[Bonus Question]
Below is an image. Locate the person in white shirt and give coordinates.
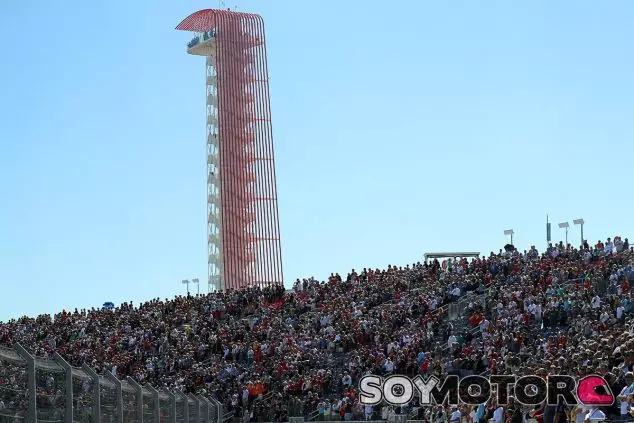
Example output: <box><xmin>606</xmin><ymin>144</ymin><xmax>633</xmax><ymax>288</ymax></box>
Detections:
<box><xmin>364</xmin><ymin>405</ymin><xmax>373</xmax><ymax>420</ymax></box>
<box><xmin>574</xmin><ymin>404</ymin><xmax>588</xmax><ymax>423</ymax></box>
<box><xmin>492</xmin><ymin>405</ymin><xmax>504</xmax><ymax>423</ymax></box>
<box><xmin>331</xmin><ymin>399</ymin><xmax>341</xmax><ymax>418</ymax></box>
<box><xmin>242</xmin><ymin>388</ymin><xmax>249</xmax><ymax>406</ymax></box>
<box><xmin>617</xmin><ymin>373</ymin><xmax>634</xmax><ymax>420</ymax></box>
<box><xmin>450</xmin><ymin>406</ymin><xmax>461</xmax><ymax>422</ymax></box>
<box><xmin>617</xmin><ymin>305</ymin><xmax>625</xmax><ymax>320</ymax></box>
<box><xmin>535</xmin><ymin>303</ymin><xmax>543</xmax><ymax>322</ymax></box>
<box><xmin>584</xmin><ymin>407</ymin><xmax>606</xmax><ymax>422</ymax></box>
<box><xmin>605</xmin><ymin>239</ymin><xmax>614</xmax><ymax>254</ymax></box>
<box><xmin>448</xmin><ymin>334</ymin><xmax>458</xmax><ymax>347</ymax></box>
<box><xmin>342</xmin><ymin>373</ymin><xmax>352</xmax><ymax>388</ymax></box>
<box><xmin>469</xmin><ymin>406</ymin><xmax>477</xmax><ymax>423</ymax></box>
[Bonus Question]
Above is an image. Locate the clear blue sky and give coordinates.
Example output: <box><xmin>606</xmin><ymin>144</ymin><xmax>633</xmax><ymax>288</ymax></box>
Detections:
<box><xmin>1</xmin><ymin>0</ymin><xmax>633</xmax><ymax>321</ymax></box>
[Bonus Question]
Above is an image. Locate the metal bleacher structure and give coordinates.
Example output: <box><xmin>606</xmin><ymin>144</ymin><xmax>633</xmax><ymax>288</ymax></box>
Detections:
<box><xmin>0</xmin><ymin>343</ymin><xmax>224</xmax><ymax>423</ymax></box>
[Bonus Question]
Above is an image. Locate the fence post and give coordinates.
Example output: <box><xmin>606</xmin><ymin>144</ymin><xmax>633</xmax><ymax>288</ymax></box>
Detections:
<box><xmin>208</xmin><ymin>396</ymin><xmax>222</xmax><ymax>423</ymax></box>
<box><xmin>176</xmin><ymin>390</ymin><xmax>190</xmax><ymax>422</ymax></box>
<box><xmin>53</xmin><ymin>352</ymin><xmax>74</xmax><ymax>423</ymax></box>
<box><xmin>198</xmin><ymin>395</ymin><xmax>210</xmax><ymax>422</ymax></box>
<box><xmin>126</xmin><ymin>376</ymin><xmax>145</xmax><ymax>423</ymax></box>
<box><xmin>82</xmin><ymin>363</ymin><xmax>101</xmax><ymax>423</ymax></box>
<box><xmin>197</xmin><ymin>395</ymin><xmax>206</xmax><ymax>422</ymax></box>
<box><xmin>200</xmin><ymin>396</ymin><xmax>214</xmax><ymax>423</ymax></box>
<box><xmin>104</xmin><ymin>370</ymin><xmax>124</xmax><ymax>423</ymax></box>
<box><xmin>145</xmin><ymin>383</ymin><xmax>161</xmax><ymax>423</ymax></box>
<box><xmin>189</xmin><ymin>393</ymin><xmax>200</xmax><ymax>422</ymax></box>
<box><xmin>166</xmin><ymin>389</ymin><xmax>177</xmax><ymax>423</ymax></box>
<box><xmin>13</xmin><ymin>342</ymin><xmax>37</xmax><ymax>423</ymax></box>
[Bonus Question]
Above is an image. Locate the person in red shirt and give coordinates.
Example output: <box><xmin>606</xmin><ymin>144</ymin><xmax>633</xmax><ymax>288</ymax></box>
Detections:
<box><xmin>621</xmin><ymin>279</ymin><xmax>630</xmax><ymax>294</ymax></box>
<box><xmin>420</xmin><ymin>358</ymin><xmax>430</xmax><ymax>374</ymax></box>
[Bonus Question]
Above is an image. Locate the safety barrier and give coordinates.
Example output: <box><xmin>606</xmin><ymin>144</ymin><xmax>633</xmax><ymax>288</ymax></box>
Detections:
<box><xmin>0</xmin><ymin>343</ymin><xmax>222</xmax><ymax>423</ymax></box>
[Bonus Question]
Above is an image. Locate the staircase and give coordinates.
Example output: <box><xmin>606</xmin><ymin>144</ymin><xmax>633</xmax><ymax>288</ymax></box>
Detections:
<box><xmin>440</xmin><ymin>290</ymin><xmax>487</xmax><ymax>353</ymax></box>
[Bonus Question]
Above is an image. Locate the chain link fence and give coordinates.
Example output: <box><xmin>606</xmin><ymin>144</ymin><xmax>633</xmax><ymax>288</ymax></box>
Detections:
<box><xmin>0</xmin><ymin>343</ymin><xmax>221</xmax><ymax>423</ymax></box>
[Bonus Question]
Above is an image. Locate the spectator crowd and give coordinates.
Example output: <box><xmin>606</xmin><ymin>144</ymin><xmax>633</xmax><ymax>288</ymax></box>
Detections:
<box><xmin>0</xmin><ymin>236</ymin><xmax>633</xmax><ymax>423</ymax></box>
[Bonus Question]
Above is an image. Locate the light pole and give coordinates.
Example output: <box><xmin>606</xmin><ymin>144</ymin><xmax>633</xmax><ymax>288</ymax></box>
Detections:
<box><xmin>192</xmin><ymin>278</ymin><xmax>200</xmax><ymax>296</ymax></box>
<box><xmin>504</xmin><ymin>229</ymin><xmax>514</xmax><ymax>246</ymax></box>
<box><xmin>573</xmin><ymin>218</ymin><xmax>584</xmax><ymax>247</ymax></box>
<box><xmin>181</xmin><ymin>279</ymin><xmax>190</xmax><ymax>295</ymax></box>
<box><xmin>558</xmin><ymin>222</ymin><xmax>570</xmax><ymax>246</ymax></box>
<box><xmin>546</xmin><ymin>214</ymin><xmax>551</xmax><ymax>249</ymax></box>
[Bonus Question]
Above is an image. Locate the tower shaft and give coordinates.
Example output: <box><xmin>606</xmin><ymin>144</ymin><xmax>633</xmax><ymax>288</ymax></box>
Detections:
<box><xmin>178</xmin><ymin>9</ymin><xmax>284</xmax><ymax>292</ymax></box>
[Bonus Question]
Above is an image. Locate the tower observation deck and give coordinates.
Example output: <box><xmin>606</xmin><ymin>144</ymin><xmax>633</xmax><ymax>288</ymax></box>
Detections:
<box><xmin>176</xmin><ymin>9</ymin><xmax>284</xmax><ymax>292</ymax></box>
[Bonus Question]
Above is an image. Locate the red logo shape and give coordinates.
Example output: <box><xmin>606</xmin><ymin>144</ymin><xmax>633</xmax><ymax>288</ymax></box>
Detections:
<box><xmin>577</xmin><ymin>375</ymin><xmax>614</xmax><ymax>406</ymax></box>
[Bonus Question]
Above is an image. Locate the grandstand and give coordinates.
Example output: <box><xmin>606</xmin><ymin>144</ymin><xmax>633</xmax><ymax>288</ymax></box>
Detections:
<box><xmin>0</xmin><ymin>237</ymin><xmax>632</xmax><ymax>422</ymax></box>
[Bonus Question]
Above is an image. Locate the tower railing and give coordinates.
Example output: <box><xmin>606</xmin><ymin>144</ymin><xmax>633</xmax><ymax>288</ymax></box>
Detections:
<box><xmin>0</xmin><ymin>344</ymin><xmax>220</xmax><ymax>423</ymax></box>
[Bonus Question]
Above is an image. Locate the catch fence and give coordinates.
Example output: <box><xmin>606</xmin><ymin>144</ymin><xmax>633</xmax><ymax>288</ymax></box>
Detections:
<box><xmin>0</xmin><ymin>343</ymin><xmax>222</xmax><ymax>423</ymax></box>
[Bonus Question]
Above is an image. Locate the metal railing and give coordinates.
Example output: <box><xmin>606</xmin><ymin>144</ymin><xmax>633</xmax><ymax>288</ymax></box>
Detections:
<box><xmin>0</xmin><ymin>343</ymin><xmax>222</xmax><ymax>423</ymax></box>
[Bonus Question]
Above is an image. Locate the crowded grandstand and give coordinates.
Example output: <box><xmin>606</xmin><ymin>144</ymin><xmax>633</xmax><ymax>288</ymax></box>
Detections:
<box><xmin>0</xmin><ymin>237</ymin><xmax>633</xmax><ymax>422</ymax></box>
